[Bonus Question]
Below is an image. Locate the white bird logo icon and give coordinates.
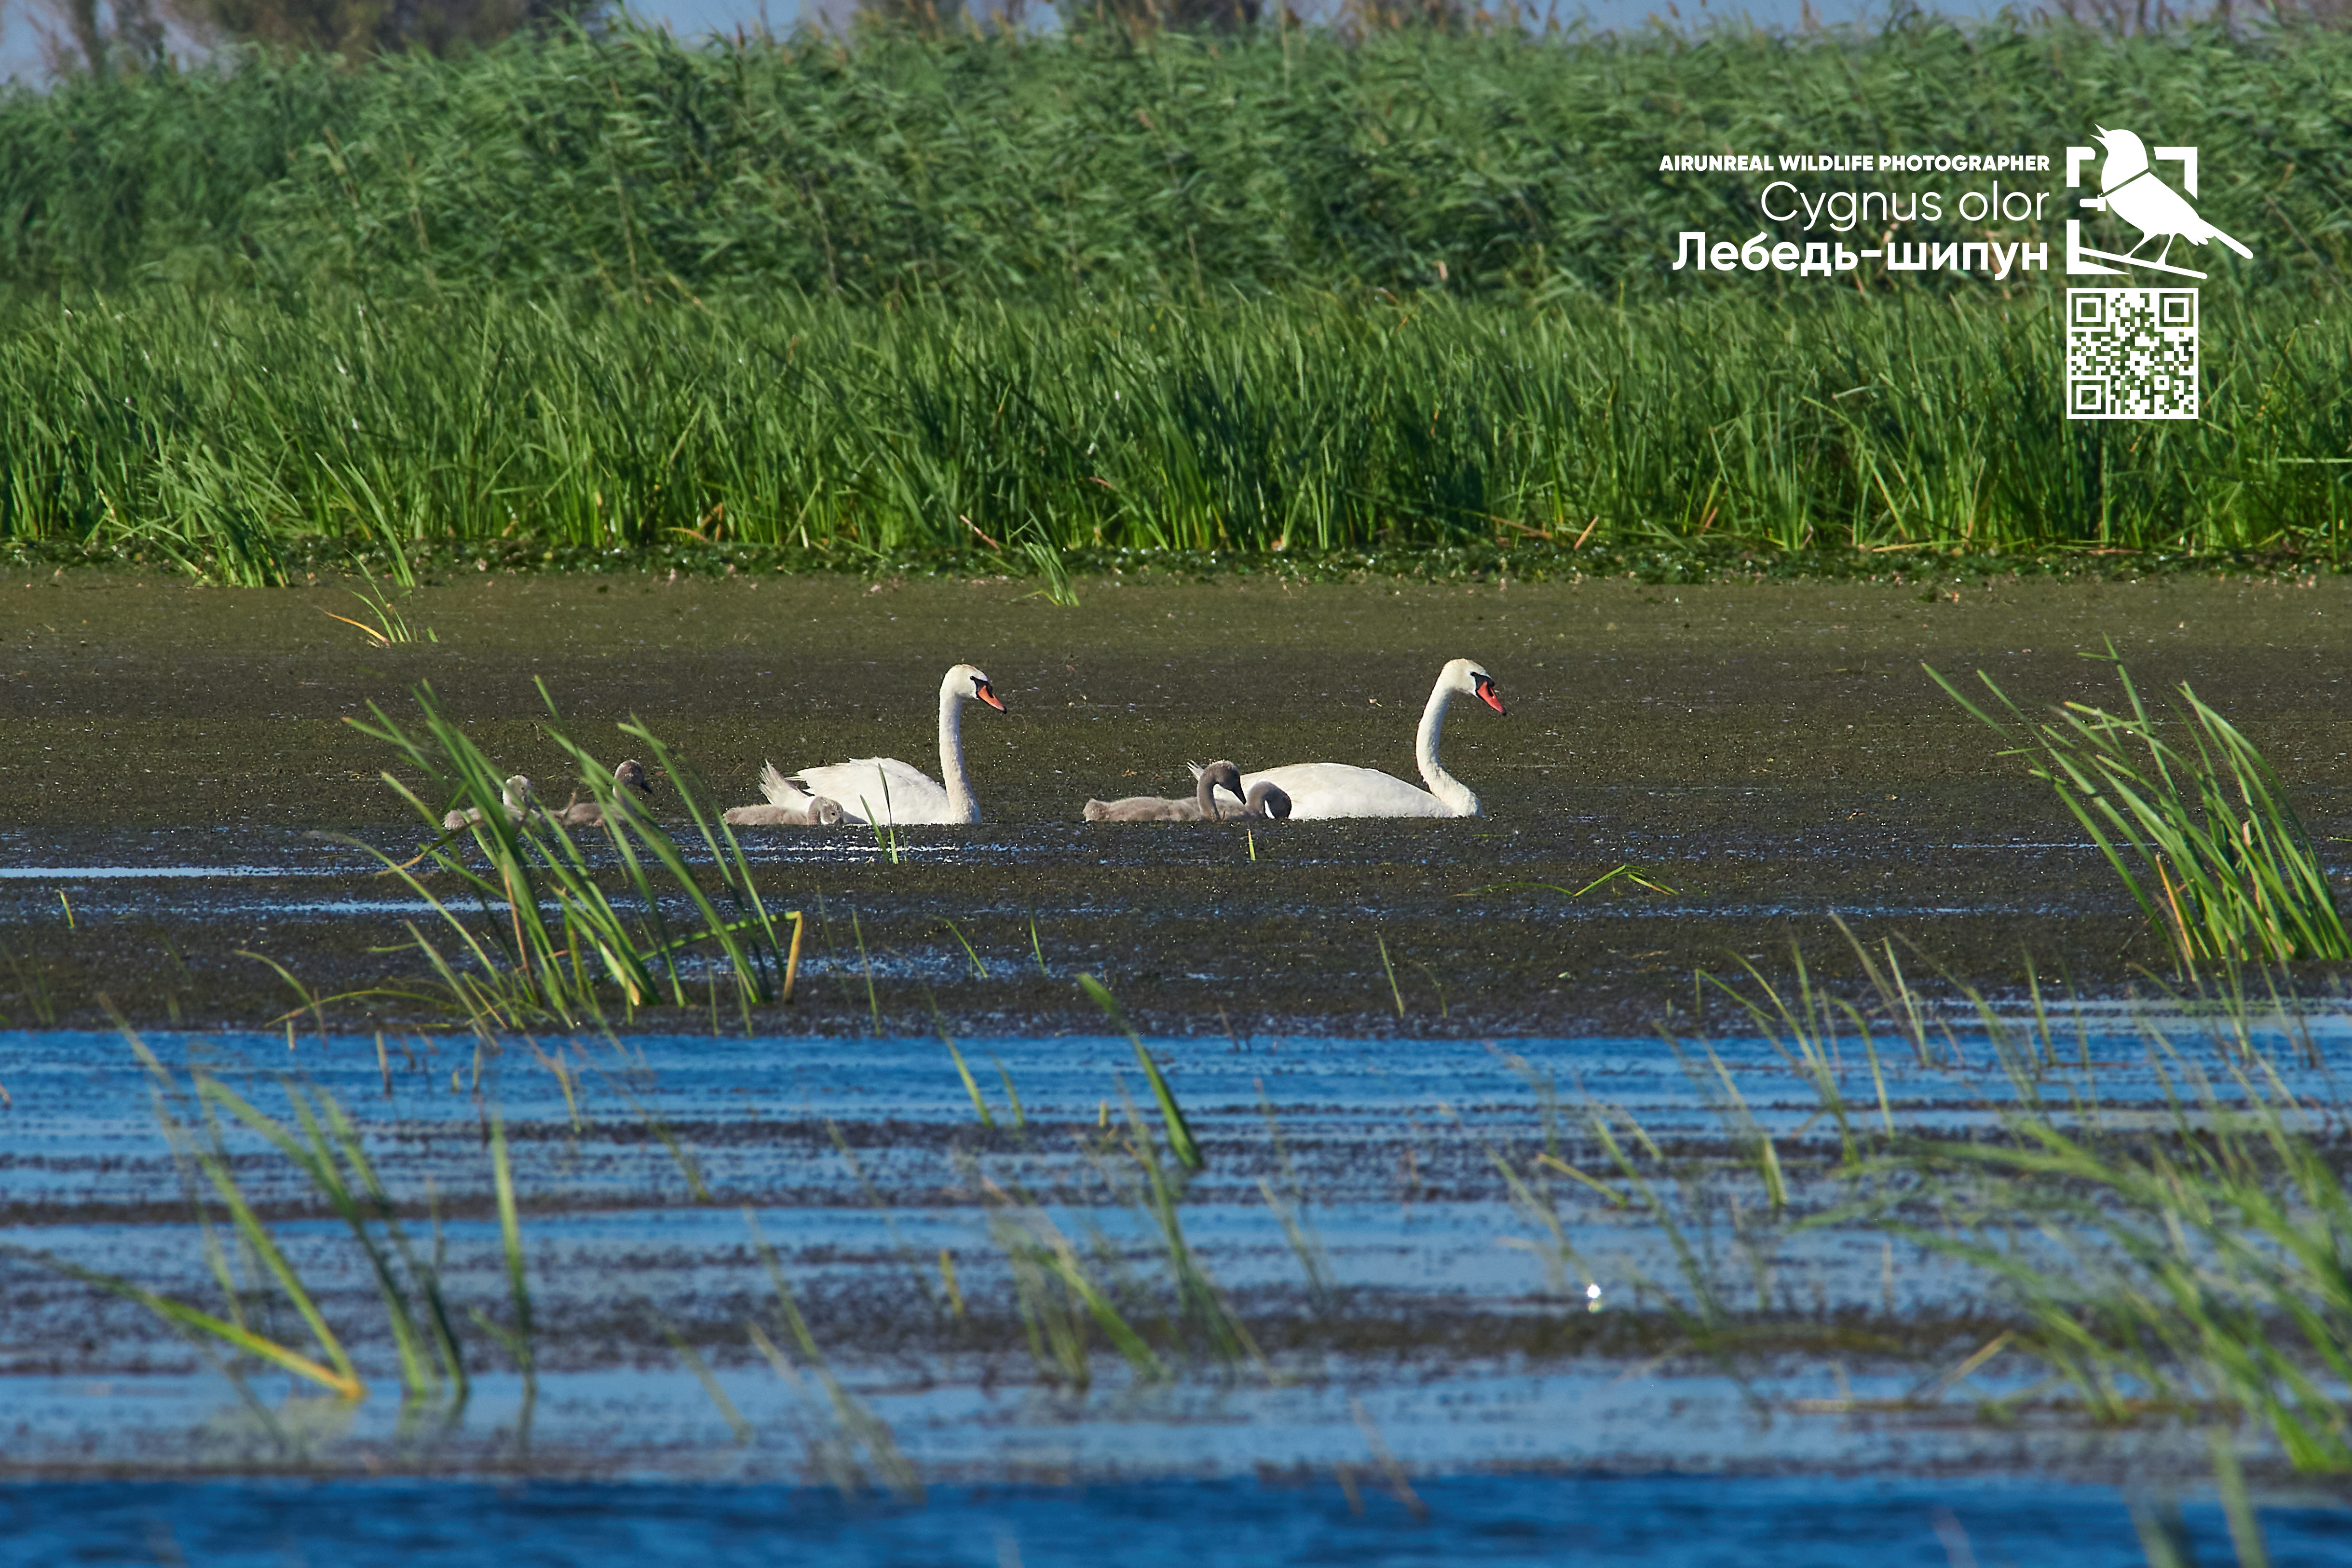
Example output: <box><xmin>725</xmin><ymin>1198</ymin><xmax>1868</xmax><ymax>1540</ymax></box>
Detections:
<box><xmin>2091</xmin><ymin>126</ymin><xmax>2252</xmax><ymax>267</ymax></box>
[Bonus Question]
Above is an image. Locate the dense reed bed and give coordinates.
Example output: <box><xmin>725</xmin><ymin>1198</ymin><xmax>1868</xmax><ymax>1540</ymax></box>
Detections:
<box><xmin>2</xmin><ymin>19</ymin><xmax>2342</xmax><ymax>303</ymax></box>
<box><xmin>5</xmin><ymin>21</ymin><xmax>2347</xmax><ymax>566</ymax></box>
<box><xmin>5</xmin><ymin>285</ymin><xmax>2350</xmax><ymax>574</ymax></box>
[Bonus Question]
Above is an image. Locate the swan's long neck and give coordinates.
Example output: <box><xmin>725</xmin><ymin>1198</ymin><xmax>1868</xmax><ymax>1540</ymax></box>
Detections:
<box><xmin>1195</xmin><ymin>770</ymin><xmax>1223</xmax><ymax>816</ymax></box>
<box><xmin>1415</xmin><ymin>678</ymin><xmax>1480</xmax><ymax>817</ymax></box>
<box><xmin>938</xmin><ymin>686</ymin><xmax>979</xmax><ymax>823</ymax></box>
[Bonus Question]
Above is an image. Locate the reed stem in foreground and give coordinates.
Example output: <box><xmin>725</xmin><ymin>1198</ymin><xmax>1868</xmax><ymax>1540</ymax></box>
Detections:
<box><xmin>1932</xmin><ymin>650</ymin><xmax>2349</xmax><ymax>975</ymax></box>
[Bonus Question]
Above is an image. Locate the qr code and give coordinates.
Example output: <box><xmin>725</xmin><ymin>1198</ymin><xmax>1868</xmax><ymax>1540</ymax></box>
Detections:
<box><xmin>2066</xmin><ymin>288</ymin><xmax>2198</xmax><ymax>421</ymax></box>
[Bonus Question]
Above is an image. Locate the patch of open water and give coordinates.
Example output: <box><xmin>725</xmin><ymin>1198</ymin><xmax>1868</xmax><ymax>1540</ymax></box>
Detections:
<box><xmin>8</xmin><ymin>1018</ymin><xmax>2351</xmax><ymax>1558</ymax></box>
<box><xmin>5</xmin><ymin>822</ymin><xmax>2349</xmax><ymax>1550</ymax></box>
<box><xmin>12</xmin><ymin>1472</ymin><xmax>2352</xmax><ymax>1568</ymax></box>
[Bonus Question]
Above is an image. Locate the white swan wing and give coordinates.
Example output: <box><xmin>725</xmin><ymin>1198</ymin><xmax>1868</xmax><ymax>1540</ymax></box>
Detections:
<box><xmin>1237</xmin><ymin>763</ymin><xmax>1447</xmax><ymax>820</ymax></box>
<box><xmin>788</xmin><ymin>758</ymin><xmax>955</xmax><ymax>825</ymax></box>
<box><xmin>758</xmin><ymin>761</ymin><xmax>812</xmax><ymax>805</ymax></box>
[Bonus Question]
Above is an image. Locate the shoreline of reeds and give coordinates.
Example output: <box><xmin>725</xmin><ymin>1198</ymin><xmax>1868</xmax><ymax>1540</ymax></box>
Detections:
<box><xmin>6</xmin><ymin>287</ymin><xmax>2351</xmax><ymax>581</ymax></box>
<box><xmin>12</xmin><ymin>531</ymin><xmax>2352</xmax><ymax>589</ymax></box>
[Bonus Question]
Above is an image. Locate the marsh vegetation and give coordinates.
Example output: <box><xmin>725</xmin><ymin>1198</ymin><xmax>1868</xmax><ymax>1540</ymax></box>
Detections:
<box><xmin>8</xmin><ymin>289</ymin><xmax>2352</xmax><ymax>586</ymax></box>
<box><xmin>3</xmin><ymin>20</ymin><xmax>2349</xmax><ymax>580</ymax></box>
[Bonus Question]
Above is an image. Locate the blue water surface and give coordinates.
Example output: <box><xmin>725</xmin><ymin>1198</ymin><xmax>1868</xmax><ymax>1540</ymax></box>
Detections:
<box><xmin>6</xmin><ymin>1473</ymin><xmax>2351</xmax><ymax>1568</ymax></box>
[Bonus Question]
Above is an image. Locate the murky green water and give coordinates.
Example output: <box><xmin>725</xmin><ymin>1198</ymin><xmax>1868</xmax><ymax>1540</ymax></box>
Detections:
<box><xmin>7</xmin><ymin>570</ymin><xmax>2351</xmax><ymax>1034</ymax></box>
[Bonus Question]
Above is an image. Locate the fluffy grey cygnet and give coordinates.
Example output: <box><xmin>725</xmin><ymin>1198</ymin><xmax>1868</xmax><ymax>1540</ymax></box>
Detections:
<box><xmin>722</xmin><ymin>794</ymin><xmax>847</xmax><ymax>827</ymax></box>
<box><xmin>1084</xmin><ymin>761</ymin><xmax>1247</xmax><ymax>822</ymax></box>
<box><xmin>726</xmin><ymin>763</ymin><xmax>847</xmax><ymax>827</ymax></box>
<box><xmin>444</xmin><ymin>775</ymin><xmax>533</xmax><ymax>830</ymax></box>
<box><xmin>555</xmin><ymin>759</ymin><xmax>654</xmax><ymax>828</ymax></box>
<box><xmin>1213</xmin><ymin>781</ymin><xmax>1293</xmax><ymax>820</ymax></box>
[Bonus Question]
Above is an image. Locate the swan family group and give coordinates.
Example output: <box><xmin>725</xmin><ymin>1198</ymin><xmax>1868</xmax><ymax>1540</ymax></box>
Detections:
<box><xmin>728</xmin><ymin>656</ymin><xmax>1504</xmax><ymax>826</ymax></box>
<box><xmin>449</xmin><ymin>657</ymin><xmax>1505</xmax><ymax>832</ymax></box>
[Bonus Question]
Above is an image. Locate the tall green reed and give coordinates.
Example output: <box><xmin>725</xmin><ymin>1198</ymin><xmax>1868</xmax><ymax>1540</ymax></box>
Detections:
<box><xmin>345</xmin><ymin>684</ymin><xmax>796</xmax><ymax>1029</ymax></box>
<box><xmin>8</xmin><ymin>1015</ymin><xmax>555</xmax><ymax>1415</ymax></box>
<box><xmin>1934</xmin><ymin>651</ymin><xmax>2351</xmax><ymax>975</ymax></box>
<box><xmin>745</xmin><ymin>1211</ymin><xmax>924</xmax><ymax>1500</ymax></box>
<box><xmin>317</xmin><ymin>567</ymin><xmax>435</xmax><ymax>647</ymax></box>
<box><xmin>937</xmin><ymin>985</ymin><xmax>1257</xmax><ymax>1385</ymax></box>
<box><xmin>1674</xmin><ymin>925</ymin><xmax>2352</xmax><ymax>1493</ymax></box>
<box><xmin>0</xmin><ymin>938</ymin><xmax>60</xmax><ymax>1026</ymax></box>
<box><xmin>1258</xmin><ymin>1080</ymin><xmax>1336</xmax><ymax>1310</ymax></box>
<box><xmin>7</xmin><ymin>285</ymin><xmax>2352</xmax><ymax>580</ymax></box>
<box><xmin>2</xmin><ymin>21</ymin><xmax>2335</xmax><ymax>306</ymax></box>
<box><xmin>5</xmin><ymin>1025</ymin><xmax>530</xmax><ymax>1406</ymax></box>
<box><xmin>979</xmin><ymin>1175</ymin><xmax>1168</xmax><ymax>1391</ymax></box>
<box><xmin>1871</xmin><ymin>981</ymin><xmax>2352</xmax><ymax>1487</ymax></box>
<box><xmin>1089</xmin><ymin>1085</ymin><xmax>1266</xmax><ymax>1371</ymax></box>
<box><xmin>200</xmin><ymin>1071</ymin><xmax>469</xmax><ymax>1404</ymax></box>
<box><xmin>972</xmin><ymin>1091</ymin><xmax>1262</xmax><ymax>1391</ymax></box>
<box><xmin>469</xmin><ymin>1113</ymin><xmax>537</xmax><ymax>1401</ymax></box>
<box><xmin>1079</xmin><ymin>974</ymin><xmax>1203</xmax><ymax>1171</ymax></box>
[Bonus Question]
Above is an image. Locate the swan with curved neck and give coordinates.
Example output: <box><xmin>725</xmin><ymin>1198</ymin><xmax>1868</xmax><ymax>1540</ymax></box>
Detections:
<box><xmin>763</xmin><ymin>664</ymin><xmax>1006</xmax><ymax>826</ymax></box>
<box><xmin>1216</xmin><ymin>658</ymin><xmax>1504</xmax><ymax>819</ymax></box>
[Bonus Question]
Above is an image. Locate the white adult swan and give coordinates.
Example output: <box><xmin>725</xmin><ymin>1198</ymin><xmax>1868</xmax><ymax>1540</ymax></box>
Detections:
<box><xmin>760</xmin><ymin>663</ymin><xmax>1006</xmax><ymax>826</ymax></box>
<box><xmin>1211</xmin><ymin>657</ymin><xmax>1505</xmax><ymax>820</ymax></box>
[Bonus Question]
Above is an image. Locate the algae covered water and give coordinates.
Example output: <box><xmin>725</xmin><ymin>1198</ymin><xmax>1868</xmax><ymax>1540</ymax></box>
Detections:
<box><xmin>10</xmin><ymin>571</ymin><xmax>2352</xmax><ymax>1036</ymax></box>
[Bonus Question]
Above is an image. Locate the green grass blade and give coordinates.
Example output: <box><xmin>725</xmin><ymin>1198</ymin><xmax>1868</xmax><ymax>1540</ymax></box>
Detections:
<box><xmin>1078</xmin><ymin>973</ymin><xmax>1202</xmax><ymax>1172</ymax></box>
